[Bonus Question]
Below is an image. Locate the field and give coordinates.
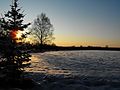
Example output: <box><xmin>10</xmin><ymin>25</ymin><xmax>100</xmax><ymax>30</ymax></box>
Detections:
<box><xmin>24</xmin><ymin>50</ymin><xmax>120</xmax><ymax>90</ymax></box>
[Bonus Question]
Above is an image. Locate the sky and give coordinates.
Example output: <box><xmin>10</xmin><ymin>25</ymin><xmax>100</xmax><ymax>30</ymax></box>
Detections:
<box><xmin>0</xmin><ymin>0</ymin><xmax>120</xmax><ymax>47</ymax></box>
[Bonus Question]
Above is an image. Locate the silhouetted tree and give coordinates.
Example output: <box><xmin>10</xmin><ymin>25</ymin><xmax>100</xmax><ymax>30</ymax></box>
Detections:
<box><xmin>0</xmin><ymin>0</ymin><xmax>31</xmax><ymax>81</ymax></box>
<box><xmin>31</xmin><ymin>13</ymin><xmax>55</xmax><ymax>45</ymax></box>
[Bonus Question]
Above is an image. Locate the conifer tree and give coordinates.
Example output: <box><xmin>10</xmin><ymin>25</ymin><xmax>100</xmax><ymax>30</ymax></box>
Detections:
<box><xmin>0</xmin><ymin>0</ymin><xmax>31</xmax><ymax>80</ymax></box>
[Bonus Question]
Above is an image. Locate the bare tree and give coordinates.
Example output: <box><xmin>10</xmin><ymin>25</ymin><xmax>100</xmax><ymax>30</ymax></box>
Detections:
<box><xmin>31</xmin><ymin>13</ymin><xmax>55</xmax><ymax>45</ymax></box>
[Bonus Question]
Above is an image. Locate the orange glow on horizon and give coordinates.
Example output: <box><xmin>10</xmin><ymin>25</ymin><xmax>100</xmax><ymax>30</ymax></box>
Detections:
<box><xmin>54</xmin><ymin>40</ymin><xmax>120</xmax><ymax>47</ymax></box>
<box><xmin>54</xmin><ymin>35</ymin><xmax>120</xmax><ymax>47</ymax></box>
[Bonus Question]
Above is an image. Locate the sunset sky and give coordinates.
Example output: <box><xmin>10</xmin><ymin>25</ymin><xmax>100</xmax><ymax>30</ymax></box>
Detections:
<box><xmin>0</xmin><ymin>0</ymin><xmax>120</xmax><ymax>47</ymax></box>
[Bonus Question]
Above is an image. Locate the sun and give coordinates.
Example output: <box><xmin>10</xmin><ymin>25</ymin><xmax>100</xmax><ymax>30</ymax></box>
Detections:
<box><xmin>10</xmin><ymin>29</ymin><xmax>34</xmax><ymax>43</ymax></box>
<box><xmin>10</xmin><ymin>30</ymin><xmax>17</xmax><ymax>39</ymax></box>
<box><xmin>16</xmin><ymin>30</ymin><xmax>23</xmax><ymax>39</ymax></box>
<box><xmin>10</xmin><ymin>30</ymin><xmax>23</xmax><ymax>42</ymax></box>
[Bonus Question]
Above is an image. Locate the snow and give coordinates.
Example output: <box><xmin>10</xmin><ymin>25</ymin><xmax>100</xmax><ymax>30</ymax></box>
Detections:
<box><xmin>25</xmin><ymin>50</ymin><xmax>120</xmax><ymax>90</ymax></box>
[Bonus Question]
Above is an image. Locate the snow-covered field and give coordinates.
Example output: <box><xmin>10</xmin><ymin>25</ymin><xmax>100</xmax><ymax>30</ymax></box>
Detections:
<box><xmin>25</xmin><ymin>50</ymin><xmax>120</xmax><ymax>90</ymax></box>
<box><xmin>26</xmin><ymin>50</ymin><xmax>120</xmax><ymax>77</ymax></box>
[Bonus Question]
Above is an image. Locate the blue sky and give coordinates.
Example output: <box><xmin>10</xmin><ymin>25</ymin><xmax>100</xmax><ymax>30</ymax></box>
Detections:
<box><xmin>0</xmin><ymin>0</ymin><xmax>120</xmax><ymax>47</ymax></box>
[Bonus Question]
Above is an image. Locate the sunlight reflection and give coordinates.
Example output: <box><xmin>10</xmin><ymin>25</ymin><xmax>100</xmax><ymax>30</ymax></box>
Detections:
<box><xmin>25</xmin><ymin>54</ymin><xmax>71</xmax><ymax>75</ymax></box>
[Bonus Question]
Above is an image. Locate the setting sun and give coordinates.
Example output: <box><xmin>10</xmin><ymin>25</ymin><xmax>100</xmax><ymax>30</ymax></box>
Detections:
<box><xmin>10</xmin><ymin>30</ymin><xmax>24</xmax><ymax>43</ymax></box>
<box><xmin>16</xmin><ymin>30</ymin><xmax>22</xmax><ymax>39</ymax></box>
<box><xmin>10</xmin><ymin>30</ymin><xmax>17</xmax><ymax>40</ymax></box>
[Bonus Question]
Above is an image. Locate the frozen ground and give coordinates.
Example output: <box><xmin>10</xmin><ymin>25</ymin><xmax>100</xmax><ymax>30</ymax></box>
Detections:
<box><xmin>25</xmin><ymin>50</ymin><xmax>120</xmax><ymax>90</ymax></box>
